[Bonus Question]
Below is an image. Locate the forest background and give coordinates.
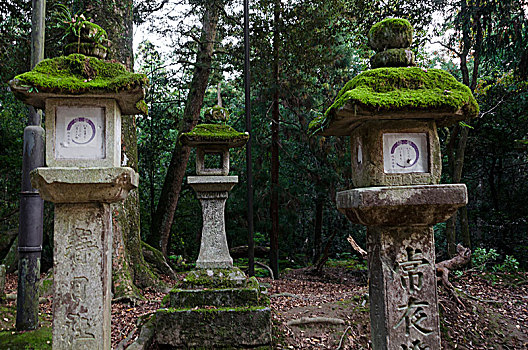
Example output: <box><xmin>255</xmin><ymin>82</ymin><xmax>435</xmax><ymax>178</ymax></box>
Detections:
<box><xmin>1</xmin><ymin>0</ymin><xmax>527</xmax><ymax>294</ymax></box>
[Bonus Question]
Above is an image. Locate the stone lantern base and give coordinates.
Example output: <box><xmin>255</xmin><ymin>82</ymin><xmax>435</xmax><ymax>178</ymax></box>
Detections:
<box><xmin>154</xmin><ymin>268</ymin><xmax>272</xmax><ymax>348</ymax></box>
<box><xmin>153</xmin><ymin>174</ymin><xmax>271</xmax><ymax>348</ymax></box>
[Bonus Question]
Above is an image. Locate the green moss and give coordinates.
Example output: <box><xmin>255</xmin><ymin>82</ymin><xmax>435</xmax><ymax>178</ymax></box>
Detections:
<box><xmin>0</xmin><ymin>327</ymin><xmax>52</xmax><ymax>349</ymax></box>
<box><xmin>135</xmin><ymin>100</ymin><xmax>148</xmax><ymax>116</ymax></box>
<box><xmin>370</xmin><ymin>48</ymin><xmax>415</xmax><ymax>68</ymax></box>
<box><xmin>180</xmin><ymin>124</ymin><xmax>249</xmax><ymax>147</ymax></box>
<box><xmin>309</xmin><ymin>67</ymin><xmax>479</xmax><ymax>134</ymax></box>
<box><xmin>161</xmin><ymin>305</ymin><xmax>267</xmax><ymax>313</ymax></box>
<box><xmin>370</xmin><ymin>18</ymin><xmax>412</xmax><ymax>37</ymax></box>
<box><xmin>181</xmin><ymin>268</ymin><xmax>247</xmax><ymax>289</ymax></box>
<box><xmin>203</xmin><ymin>105</ymin><xmax>230</xmax><ymax>123</ymax></box>
<box><xmin>369</xmin><ymin>18</ymin><xmax>413</xmax><ymax>51</ymax></box>
<box><xmin>11</xmin><ymin>53</ymin><xmax>147</xmax><ymax>95</ymax></box>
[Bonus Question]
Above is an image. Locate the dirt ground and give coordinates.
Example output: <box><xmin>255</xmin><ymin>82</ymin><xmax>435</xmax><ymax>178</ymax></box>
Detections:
<box><xmin>1</xmin><ymin>266</ymin><xmax>527</xmax><ymax>349</ymax></box>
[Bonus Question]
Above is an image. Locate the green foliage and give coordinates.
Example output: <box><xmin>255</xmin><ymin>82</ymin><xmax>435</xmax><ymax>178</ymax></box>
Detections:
<box><xmin>492</xmin><ymin>255</ymin><xmax>520</xmax><ymax>273</ymax></box>
<box><xmin>472</xmin><ymin>248</ymin><xmax>521</xmax><ymax>273</ymax></box>
<box><xmin>472</xmin><ymin>247</ymin><xmax>500</xmax><ymax>271</ymax></box>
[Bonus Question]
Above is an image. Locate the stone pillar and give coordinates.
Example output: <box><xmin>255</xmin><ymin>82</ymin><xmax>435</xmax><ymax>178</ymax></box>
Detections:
<box><xmin>337</xmin><ymin>185</ymin><xmax>467</xmax><ymax>350</ymax></box>
<box><xmin>368</xmin><ymin>226</ymin><xmax>440</xmax><ymax>349</ymax></box>
<box><xmin>188</xmin><ymin>176</ymin><xmax>238</xmax><ymax>269</ymax></box>
<box><xmin>31</xmin><ymin>167</ymin><xmax>137</xmax><ymax>350</ymax></box>
<box><xmin>53</xmin><ymin>203</ymin><xmax>112</xmax><ymax>350</ymax></box>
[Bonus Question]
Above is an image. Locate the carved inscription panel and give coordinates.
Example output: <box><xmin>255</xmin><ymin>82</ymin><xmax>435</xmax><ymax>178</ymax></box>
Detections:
<box><xmin>53</xmin><ymin>204</ymin><xmax>111</xmax><ymax>350</ymax></box>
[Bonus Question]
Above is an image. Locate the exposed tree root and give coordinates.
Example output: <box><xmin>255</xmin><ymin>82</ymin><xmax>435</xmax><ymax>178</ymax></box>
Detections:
<box><xmin>256</xmin><ymin>261</ymin><xmax>274</xmax><ymax>280</ymax></box>
<box><xmin>347</xmin><ymin>237</ymin><xmax>472</xmax><ymax>307</ymax></box>
<box><xmin>286</xmin><ymin>316</ymin><xmax>345</xmax><ymax>327</ymax></box>
<box><xmin>436</xmin><ymin>244</ymin><xmax>471</xmax><ymax>307</ymax></box>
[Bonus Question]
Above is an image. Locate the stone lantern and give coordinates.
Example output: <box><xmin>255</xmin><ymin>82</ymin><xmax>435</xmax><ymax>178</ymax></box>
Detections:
<box><xmin>10</xmin><ymin>49</ymin><xmax>148</xmax><ymax>349</ymax></box>
<box><xmin>309</xmin><ymin>18</ymin><xmax>478</xmax><ymax>349</ymax></box>
<box><xmin>153</xmin><ymin>121</ymin><xmax>272</xmax><ymax>348</ymax></box>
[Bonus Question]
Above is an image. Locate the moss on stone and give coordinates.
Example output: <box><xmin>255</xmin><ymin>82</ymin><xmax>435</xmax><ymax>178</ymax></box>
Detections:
<box><xmin>0</xmin><ymin>326</ymin><xmax>52</xmax><ymax>349</ymax></box>
<box><xmin>368</xmin><ymin>18</ymin><xmax>413</xmax><ymax>51</ymax></box>
<box><xmin>181</xmin><ymin>268</ymin><xmax>247</xmax><ymax>289</ymax></box>
<box><xmin>64</xmin><ymin>42</ymin><xmax>108</xmax><ymax>58</ymax></box>
<box><xmin>309</xmin><ymin>67</ymin><xmax>479</xmax><ymax>134</ymax></box>
<box><xmin>180</xmin><ymin>124</ymin><xmax>249</xmax><ymax>148</ymax></box>
<box><xmin>136</xmin><ymin>100</ymin><xmax>148</xmax><ymax>116</ymax></box>
<box><xmin>11</xmin><ymin>53</ymin><xmax>148</xmax><ymax>95</ymax></box>
<box><xmin>370</xmin><ymin>48</ymin><xmax>415</xmax><ymax>68</ymax></box>
<box><xmin>203</xmin><ymin>105</ymin><xmax>230</xmax><ymax>123</ymax></box>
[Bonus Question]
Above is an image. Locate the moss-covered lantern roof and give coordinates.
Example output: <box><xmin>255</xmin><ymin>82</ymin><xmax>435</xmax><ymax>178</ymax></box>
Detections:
<box><xmin>9</xmin><ymin>54</ymin><xmax>148</xmax><ymax>115</ymax></box>
<box><xmin>180</xmin><ymin>124</ymin><xmax>249</xmax><ymax>148</ymax></box>
<box><xmin>309</xmin><ymin>18</ymin><xmax>479</xmax><ymax>137</ymax></box>
<box><xmin>309</xmin><ymin>67</ymin><xmax>479</xmax><ymax>136</ymax></box>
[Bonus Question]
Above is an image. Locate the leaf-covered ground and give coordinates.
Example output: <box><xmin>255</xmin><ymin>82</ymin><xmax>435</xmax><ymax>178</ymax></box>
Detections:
<box><xmin>1</xmin><ymin>265</ymin><xmax>527</xmax><ymax>349</ymax></box>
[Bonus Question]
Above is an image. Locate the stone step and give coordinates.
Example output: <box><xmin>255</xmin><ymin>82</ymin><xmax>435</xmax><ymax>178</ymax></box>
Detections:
<box><xmin>168</xmin><ymin>287</ymin><xmax>264</xmax><ymax>308</ymax></box>
<box><xmin>154</xmin><ymin>306</ymin><xmax>272</xmax><ymax>348</ymax></box>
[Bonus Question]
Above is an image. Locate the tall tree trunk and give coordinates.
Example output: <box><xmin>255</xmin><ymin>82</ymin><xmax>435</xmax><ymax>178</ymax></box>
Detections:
<box><xmin>269</xmin><ymin>0</ymin><xmax>281</xmax><ymax>278</ymax></box>
<box><xmin>74</xmin><ymin>0</ymin><xmax>160</xmax><ymax>298</ymax></box>
<box><xmin>312</xmin><ymin>197</ymin><xmax>323</xmax><ymax>264</ymax></box>
<box><xmin>150</xmin><ymin>2</ymin><xmax>221</xmax><ymax>256</ymax></box>
<box><xmin>446</xmin><ymin>0</ymin><xmax>483</xmax><ymax>257</ymax></box>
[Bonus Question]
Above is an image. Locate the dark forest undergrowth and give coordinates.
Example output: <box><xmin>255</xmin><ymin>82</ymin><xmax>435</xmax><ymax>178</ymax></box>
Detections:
<box><xmin>1</xmin><ymin>264</ymin><xmax>527</xmax><ymax>349</ymax></box>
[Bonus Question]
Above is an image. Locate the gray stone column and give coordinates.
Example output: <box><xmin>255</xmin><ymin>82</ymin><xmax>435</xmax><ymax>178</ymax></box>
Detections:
<box><xmin>337</xmin><ymin>185</ymin><xmax>467</xmax><ymax>350</ymax></box>
<box><xmin>31</xmin><ymin>167</ymin><xmax>138</xmax><ymax>350</ymax></box>
<box><xmin>53</xmin><ymin>203</ymin><xmax>112</xmax><ymax>350</ymax></box>
<box><xmin>188</xmin><ymin>176</ymin><xmax>238</xmax><ymax>269</ymax></box>
<box><xmin>195</xmin><ymin>191</ymin><xmax>232</xmax><ymax>268</ymax></box>
<box><xmin>368</xmin><ymin>226</ymin><xmax>440</xmax><ymax>349</ymax></box>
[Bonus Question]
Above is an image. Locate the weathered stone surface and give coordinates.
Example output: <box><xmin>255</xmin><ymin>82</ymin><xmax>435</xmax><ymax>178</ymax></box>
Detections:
<box><xmin>168</xmin><ymin>287</ymin><xmax>261</xmax><ymax>308</ymax></box>
<box><xmin>337</xmin><ymin>184</ymin><xmax>467</xmax><ymax>226</ymax></box>
<box><xmin>31</xmin><ymin>167</ymin><xmax>138</xmax><ymax>204</ymax></box>
<box><xmin>44</xmin><ymin>98</ymin><xmax>122</xmax><ymax>168</ymax></box>
<box><xmin>188</xmin><ymin>176</ymin><xmax>238</xmax><ymax>269</ymax></box>
<box><xmin>348</xmin><ymin>120</ymin><xmax>441</xmax><ymax>188</ymax></box>
<box><xmin>53</xmin><ymin>202</ymin><xmax>112</xmax><ymax>350</ymax></box>
<box><xmin>181</xmin><ymin>268</ymin><xmax>248</xmax><ymax>289</ymax></box>
<box><xmin>196</xmin><ymin>147</ymin><xmax>230</xmax><ymax>176</ymax></box>
<box><xmin>368</xmin><ymin>225</ymin><xmax>441</xmax><ymax>349</ymax></box>
<box><xmin>368</xmin><ymin>18</ymin><xmax>413</xmax><ymax>51</ymax></box>
<box><xmin>188</xmin><ymin>175</ymin><xmax>238</xmax><ymax>192</ymax></box>
<box><xmin>154</xmin><ymin>306</ymin><xmax>272</xmax><ymax>348</ymax></box>
<box><xmin>370</xmin><ymin>48</ymin><xmax>415</xmax><ymax>68</ymax></box>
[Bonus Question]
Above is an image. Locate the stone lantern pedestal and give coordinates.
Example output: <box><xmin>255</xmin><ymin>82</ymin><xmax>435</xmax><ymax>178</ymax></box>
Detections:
<box><xmin>309</xmin><ymin>18</ymin><xmax>479</xmax><ymax>350</ymax></box>
<box><xmin>31</xmin><ymin>167</ymin><xmax>137</xmax><ymax>349</ymax></box>
<box><xmin>188</xmin><ymin>175</ymin><xmax>238</xmax><ymax>268</ymax></box>
<box><xmin>10</xmin><ymin>51</ymin><xmax>148</xmax><ymax>349</ymax></box>
<box><xmin>154</xmin><ymin>123</ymin><xmax>272</xmax><ymax>349</ymax></box>
<box><xmin>337</xmin><ymin>185</ymin><xmax>466</xmax><ymax>348</ymax></box>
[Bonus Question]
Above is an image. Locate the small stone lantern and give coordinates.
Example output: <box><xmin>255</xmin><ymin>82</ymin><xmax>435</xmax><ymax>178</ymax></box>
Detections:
<box><xmin>153</xmin><ymin>122</ymin><xmax>272</xmax><ymax>348</ymax></box>
<box><xmin>180</xmin><ymin>123</ymin><xmax>249</xmax><ymax>268</ymax></box>
<box><xmin>10</xmin><ymin>47</ymin><xmax>147</xmax><ymax>349</ymax></box>
<box><xmin>309</xmin><ymin>18</ymin><xmax>478</xmax><ymax>349</ymax></box>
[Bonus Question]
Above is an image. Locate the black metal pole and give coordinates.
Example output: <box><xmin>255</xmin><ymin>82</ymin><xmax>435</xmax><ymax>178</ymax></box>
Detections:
<box><xmin>243</xmin><ymin>0</ymin><xmax>255</xmax><ymax>277</ymax></box>
<box><xmin>16</xmin><ymin>0</ymin><xmax>46</xmax><ymax>331</ymax></box>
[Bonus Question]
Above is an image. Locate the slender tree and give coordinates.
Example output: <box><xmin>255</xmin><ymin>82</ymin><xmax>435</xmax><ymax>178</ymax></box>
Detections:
<box><xmin>150</xmin><ymin>0</ymin><xmax>223</xmax><ymax>256</ymax></box>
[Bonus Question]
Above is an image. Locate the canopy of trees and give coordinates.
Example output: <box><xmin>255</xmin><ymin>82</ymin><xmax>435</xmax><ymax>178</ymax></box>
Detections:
<box><xmin>1</xmin><ymin>0</ymin><xmax>527</xmax><ymax>281</ymax></box>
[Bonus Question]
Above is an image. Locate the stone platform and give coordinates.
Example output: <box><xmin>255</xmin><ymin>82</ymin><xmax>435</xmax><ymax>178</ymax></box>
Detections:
<box><xmin>154</xmin><ymin>268</ymin><xmax>272</xmax><ymax>349</ymax></box>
